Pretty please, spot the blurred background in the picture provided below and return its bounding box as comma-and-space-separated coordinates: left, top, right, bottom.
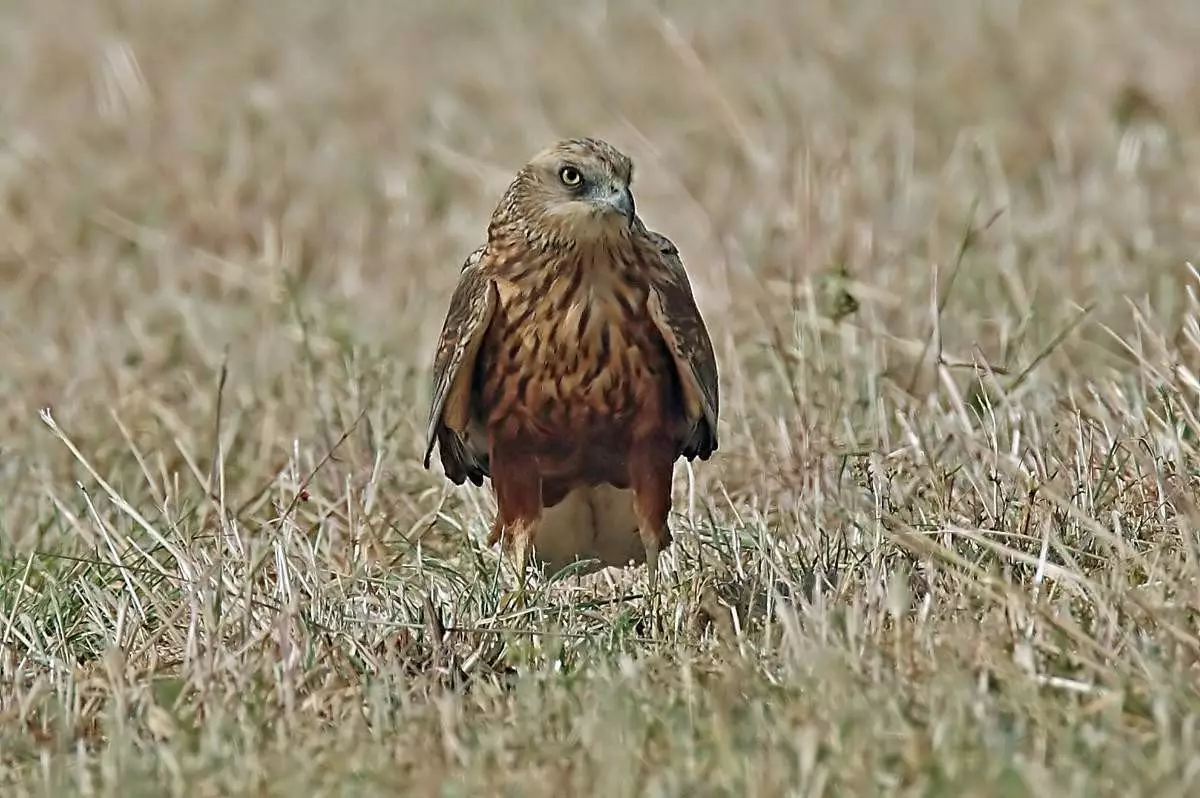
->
3, 0, 1198, 446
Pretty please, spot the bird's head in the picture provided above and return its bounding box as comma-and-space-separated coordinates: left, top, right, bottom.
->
499, 138, 637, 246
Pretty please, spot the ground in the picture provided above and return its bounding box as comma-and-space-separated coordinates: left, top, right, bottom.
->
1, 0, 1199, 795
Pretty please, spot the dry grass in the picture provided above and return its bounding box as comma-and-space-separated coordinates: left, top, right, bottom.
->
2, 0, 1200, 794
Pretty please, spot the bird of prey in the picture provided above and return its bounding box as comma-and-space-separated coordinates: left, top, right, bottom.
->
422, 137, 719, 598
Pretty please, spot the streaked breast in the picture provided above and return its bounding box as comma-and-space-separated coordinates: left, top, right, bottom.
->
479, 258, 671, 436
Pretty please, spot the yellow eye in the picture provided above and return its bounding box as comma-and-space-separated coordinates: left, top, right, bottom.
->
559, 166, 583, 187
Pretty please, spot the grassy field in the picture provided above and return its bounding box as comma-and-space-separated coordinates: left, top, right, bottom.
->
2, 0, 1200, 794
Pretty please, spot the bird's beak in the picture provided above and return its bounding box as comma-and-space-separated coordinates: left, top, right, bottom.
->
602, 185, 636, 225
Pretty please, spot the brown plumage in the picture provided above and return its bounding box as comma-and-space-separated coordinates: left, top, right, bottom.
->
423, 138, 719, 594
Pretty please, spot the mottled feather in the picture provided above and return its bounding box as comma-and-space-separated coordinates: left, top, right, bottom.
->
641, 225, 720, 461
423, 246, 495, 486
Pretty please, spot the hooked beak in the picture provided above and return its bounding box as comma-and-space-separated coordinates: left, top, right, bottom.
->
601, 185, 636, 225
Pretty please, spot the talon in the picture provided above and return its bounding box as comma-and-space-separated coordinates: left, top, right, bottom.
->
639, 528, 663, 635
498, 587, 528, 613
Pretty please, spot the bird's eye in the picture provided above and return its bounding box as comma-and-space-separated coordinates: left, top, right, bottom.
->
559, 166, 583, 187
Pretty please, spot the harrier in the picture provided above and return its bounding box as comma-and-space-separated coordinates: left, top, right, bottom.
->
422, 138, 719, 597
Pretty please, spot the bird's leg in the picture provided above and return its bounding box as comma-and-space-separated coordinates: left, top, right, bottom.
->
492, 517, 540, 612
642, 530, 660, 596
635, 512, 663, 630
507, 518, 535, 604
630, 443, 675, 635
488, 441, 543, 611
488, 515, 535, 610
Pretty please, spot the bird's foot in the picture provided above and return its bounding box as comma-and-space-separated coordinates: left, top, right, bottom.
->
498, 586, 528, 614
497, 526, 535, 613
641, 541, 664, 638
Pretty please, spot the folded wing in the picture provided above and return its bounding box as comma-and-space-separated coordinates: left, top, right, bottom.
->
423, 247, 497, 485
642, 230, 720, 461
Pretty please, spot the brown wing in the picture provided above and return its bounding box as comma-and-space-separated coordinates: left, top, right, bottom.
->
642, 229, 720, 461
423, 246, 497, 486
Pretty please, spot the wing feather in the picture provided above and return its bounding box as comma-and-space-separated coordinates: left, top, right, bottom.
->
642, 229, 720, 460
423, 246, 496, 485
